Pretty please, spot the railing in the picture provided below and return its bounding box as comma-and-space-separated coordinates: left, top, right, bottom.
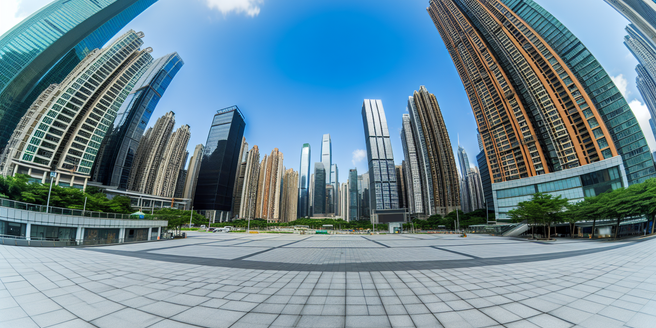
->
0, 198, 134, 220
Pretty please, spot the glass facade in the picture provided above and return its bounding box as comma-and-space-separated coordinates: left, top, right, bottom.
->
313, 162, 326, 215
501, 0, 655, 184
361, 99, 399, 211
92, 53, 184, 188
477, 151, 495, 211
193, 106, 246, 211
348, 169, 359, 221
321, 134, 332, 183
0, 0, 157, 152
30, 225, 77, 241
297, 143, 311, 217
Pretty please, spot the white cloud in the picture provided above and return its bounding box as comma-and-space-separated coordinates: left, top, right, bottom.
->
352, 149, 366, 166
204, 0, 263, 17
611, 74, 629, 97
628, 99, 656, 151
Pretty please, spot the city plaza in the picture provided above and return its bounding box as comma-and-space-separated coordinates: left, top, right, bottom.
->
0, 232, 654, 327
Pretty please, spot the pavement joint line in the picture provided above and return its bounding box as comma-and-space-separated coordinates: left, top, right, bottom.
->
231, 236, 313, 261
361, 236, 391, 248
430, 246, 482, 259
82, 240, 633, 272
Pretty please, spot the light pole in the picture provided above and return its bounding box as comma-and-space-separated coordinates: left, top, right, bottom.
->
46, 172, 56, 213
82, 197, 87, 216
189, 206, 194, 228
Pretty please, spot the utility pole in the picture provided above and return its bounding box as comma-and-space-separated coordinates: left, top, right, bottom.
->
46, 172, 56, 213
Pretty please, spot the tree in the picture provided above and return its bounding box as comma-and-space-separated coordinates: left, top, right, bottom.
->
508, 192, 568, 239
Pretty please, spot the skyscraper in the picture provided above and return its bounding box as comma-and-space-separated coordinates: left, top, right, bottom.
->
280, 168, 299, 223
407, 97, 434, 215
231, 138, 249, 218
461, 167, 485, 213
605, 0, 656, 47
457, 144, 470, 179
361, 99, 399, 211
128, 111, 175, 194
408, 87, 460, 215
330, 164, 339, 215
348, 169, 359, 221
395, 165, 407, 209
312, 162, 327, 216
194, 106, 246, 220
0, 30, 153, 187
152, 125, 190, 197
624, 25, 656, 142
400, 113, 425, 216
238, 145, 260, 219
340, 182, 349, 221
298, 143, 311, 218
0, 0, 158, 152
428, 0, 654, 185
174, 151, 188, 198
92, 52, 184, 188
183, 144, 204, 204
255, 148, 284, 222
321, 134, 332, 182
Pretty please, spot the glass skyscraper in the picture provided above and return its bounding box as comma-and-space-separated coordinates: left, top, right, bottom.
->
361, 99, 399, 210
0, 0, 158, 152
348, 169, 359, 221
92, 52, 184, 189
428, 0, 655, 185
321, 134, 332, 183
194, 106, 246, 213
312, 162, 326, 215
605, 0, 656, 47
457, 145, 470, 179
298, 143, 311, 218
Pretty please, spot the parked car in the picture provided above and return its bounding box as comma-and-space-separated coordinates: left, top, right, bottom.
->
213, 227, 231, 233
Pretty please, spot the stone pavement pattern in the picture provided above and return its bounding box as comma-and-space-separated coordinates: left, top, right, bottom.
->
0, 233, 655, 328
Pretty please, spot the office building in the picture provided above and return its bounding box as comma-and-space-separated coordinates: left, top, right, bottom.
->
605, 0, 656, 47
400, 113, 425, 216
312, 163, 327, 216
348, 169, 359, 221
330, 164, 339, 215
0, 31, 153, 188
183, 144, 204, 205
128, 111, 175, 194
153, 124, 190, 197
395, 165, 407, 209
358, 172, 371, 219
297, 143, 311, 218
457, 144, 470, 179
0, 0, 158, 153
92, 53, 184, 188
428, 0, 654, 186
361, 99, 399, 211
309, 173, 314, 215
408, 87, 460, 215
173, 152, 188, 198
460, 167, 485, 213
280, 168, 298, 223
624, 25, 656, 142
194, 106, 246, 221
340, 182, 349, 220
476, 151, 495, 213
231, 138, 249, 218
325, 184, 335, 216
321, 134, 332, 182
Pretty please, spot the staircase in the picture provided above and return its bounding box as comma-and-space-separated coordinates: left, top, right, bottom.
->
502, 223, 529, 237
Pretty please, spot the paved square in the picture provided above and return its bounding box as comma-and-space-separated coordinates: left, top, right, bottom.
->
1, 233, 655, 327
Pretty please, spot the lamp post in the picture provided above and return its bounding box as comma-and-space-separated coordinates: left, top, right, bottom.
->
189, 206, 194, 228
46, 172, 56, 213
82, 197, 87, 216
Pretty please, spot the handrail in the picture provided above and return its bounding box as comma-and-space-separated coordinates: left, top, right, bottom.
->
0, 197, 137, 220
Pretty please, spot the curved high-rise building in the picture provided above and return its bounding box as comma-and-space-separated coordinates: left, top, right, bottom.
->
605, 0, 656, 47
297, 143, 311, 217
0, 30, 153, 187
0, 0, 158, 153
428, 0, 654, 186
91, 52, 184, 188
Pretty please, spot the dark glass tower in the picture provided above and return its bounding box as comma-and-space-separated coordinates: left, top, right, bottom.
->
194, 106, 246, 212
92, 52, 184, 188
312, 162, 326, 215
0, 0, 158, 152
348, 169, 359, 221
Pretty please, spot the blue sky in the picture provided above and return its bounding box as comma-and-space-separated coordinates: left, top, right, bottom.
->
2, 0, 654, 183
